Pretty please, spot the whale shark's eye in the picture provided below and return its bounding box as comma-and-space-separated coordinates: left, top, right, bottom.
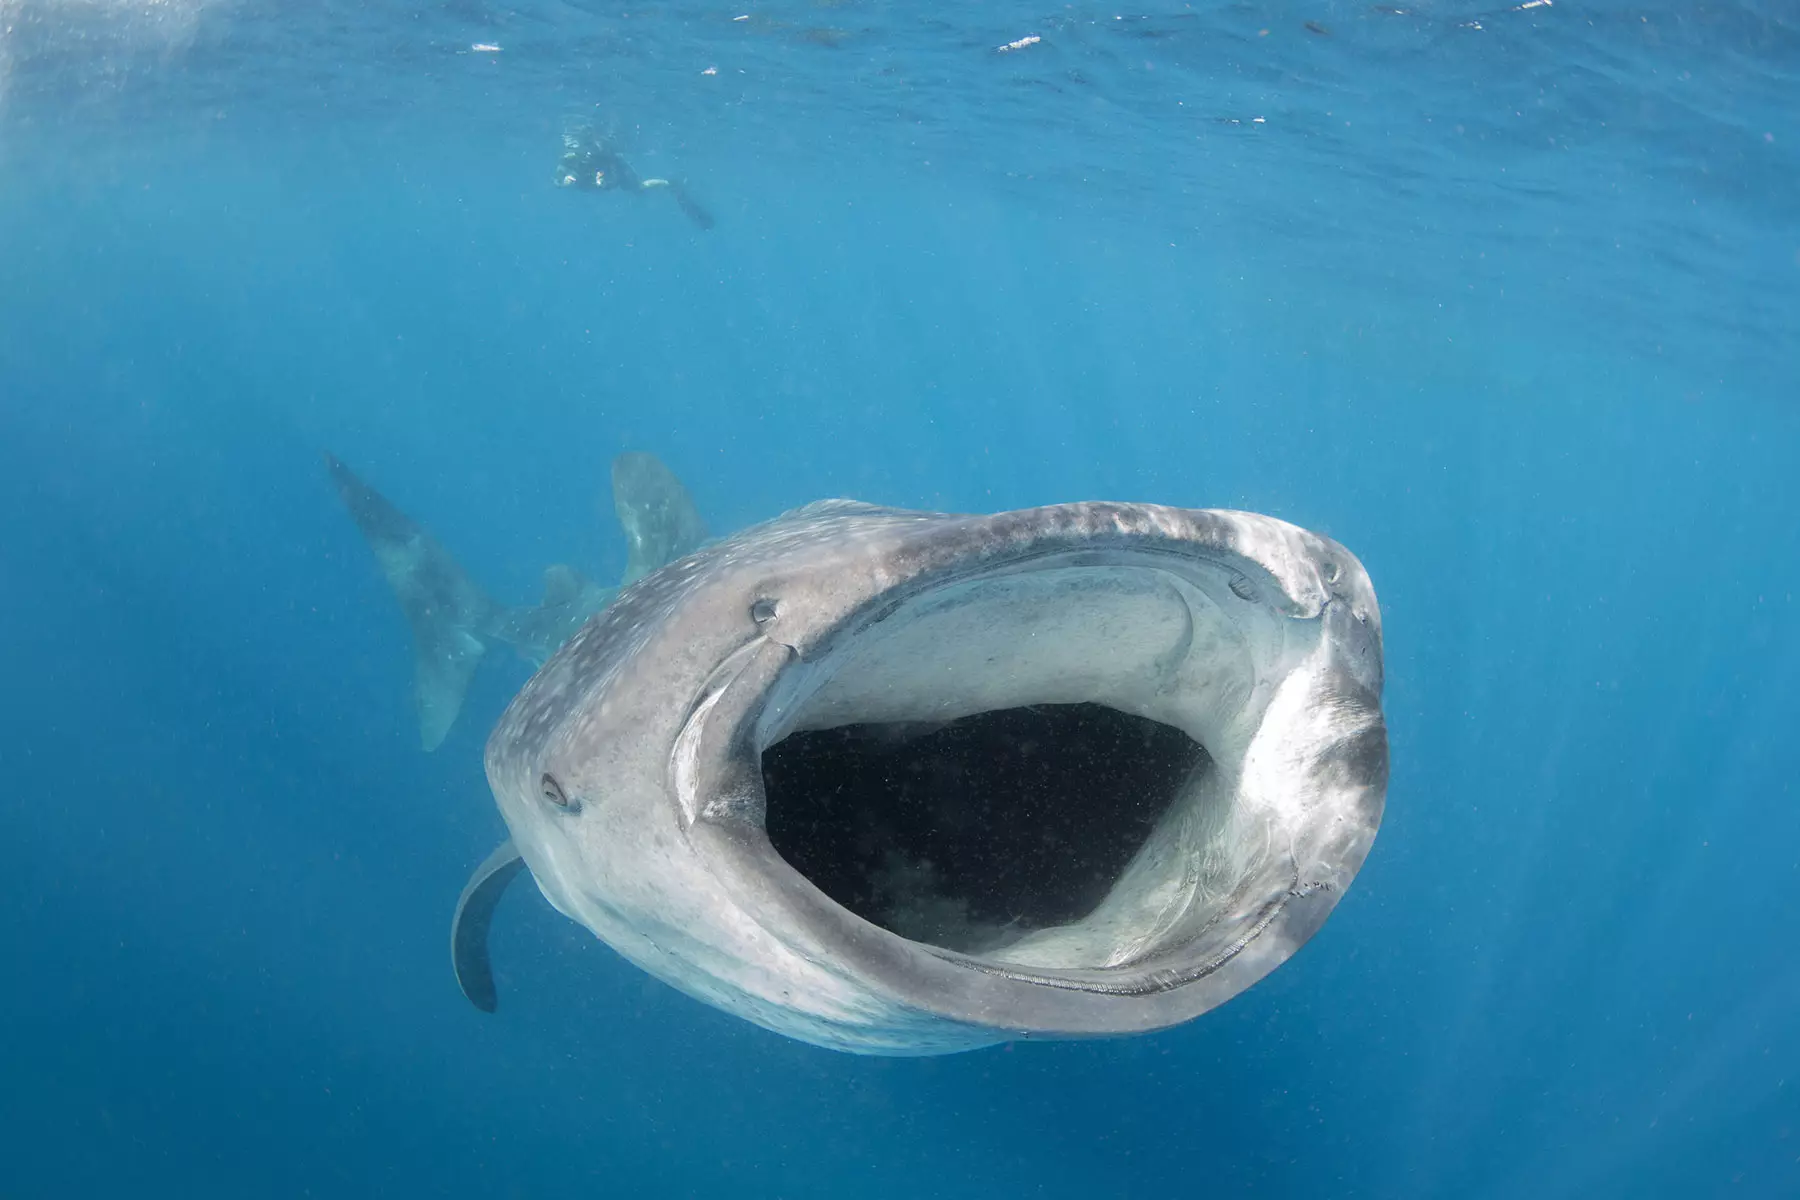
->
751, 597, 780, 624
540, 773, 577, 811
1324, 561, 1342, 585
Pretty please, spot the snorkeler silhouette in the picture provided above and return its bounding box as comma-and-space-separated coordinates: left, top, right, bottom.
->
555, 123, 715, 231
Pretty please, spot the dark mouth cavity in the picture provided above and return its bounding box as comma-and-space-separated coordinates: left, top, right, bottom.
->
762, 703, 1207, 955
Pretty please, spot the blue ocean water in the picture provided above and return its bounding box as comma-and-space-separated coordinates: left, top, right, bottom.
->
1, 1, 1796, 1195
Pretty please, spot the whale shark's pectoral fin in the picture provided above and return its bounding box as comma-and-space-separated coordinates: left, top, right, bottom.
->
323, 453, 501, 751
452, 841, 528, 1013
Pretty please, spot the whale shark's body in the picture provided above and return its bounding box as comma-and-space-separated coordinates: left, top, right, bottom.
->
456, 497, 1389, 1055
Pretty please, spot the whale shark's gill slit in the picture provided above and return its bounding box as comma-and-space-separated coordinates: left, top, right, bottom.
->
762, 704, 1208, 956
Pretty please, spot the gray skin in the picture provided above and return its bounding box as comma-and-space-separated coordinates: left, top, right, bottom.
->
324, 452, 707, 750
457, 498, 1388, 1054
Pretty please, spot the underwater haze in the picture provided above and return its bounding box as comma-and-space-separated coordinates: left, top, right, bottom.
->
2, 0, 1797, 1196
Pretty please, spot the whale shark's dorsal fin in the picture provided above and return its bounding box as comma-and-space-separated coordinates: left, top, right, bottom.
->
451, 841, 527, 1013
323, 453, 501, 750
613, 451, 708, 584
541, 563, 584, 606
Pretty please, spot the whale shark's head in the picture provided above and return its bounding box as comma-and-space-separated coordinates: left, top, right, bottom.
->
481, 500, 1386, 1054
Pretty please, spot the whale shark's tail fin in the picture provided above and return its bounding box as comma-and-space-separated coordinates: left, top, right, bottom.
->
323, 454, 499, 751
613, 451, 708, 584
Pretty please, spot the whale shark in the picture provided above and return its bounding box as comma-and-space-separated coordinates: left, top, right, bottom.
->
324, 451, 707, 750
454, 497, 1388, 1054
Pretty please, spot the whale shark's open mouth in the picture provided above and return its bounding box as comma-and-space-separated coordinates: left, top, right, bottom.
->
738, 554, 1316, 988
764, 703, 1208, 956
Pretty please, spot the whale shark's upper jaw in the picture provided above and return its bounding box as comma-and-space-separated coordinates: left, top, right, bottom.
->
486, 502, 1386, 1055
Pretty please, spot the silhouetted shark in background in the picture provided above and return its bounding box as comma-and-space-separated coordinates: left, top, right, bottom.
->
324, 451, 707, 750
